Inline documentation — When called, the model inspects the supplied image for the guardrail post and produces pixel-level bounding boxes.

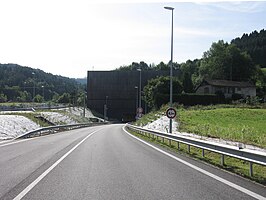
[188,145,190,153]
[249,162,253,177]
[162,137,164,143]
[221,154,225,166]
[126,125,266,169]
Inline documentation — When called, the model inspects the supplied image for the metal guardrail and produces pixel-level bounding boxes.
[16,122,107,139]
[126,124,266,177]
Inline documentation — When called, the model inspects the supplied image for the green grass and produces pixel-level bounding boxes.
[128,128,266,185]
[178,108,266,148]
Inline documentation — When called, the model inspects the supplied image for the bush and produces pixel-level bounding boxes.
[175,93,224,106]
[154,93,224,107]
[232,93,243,101]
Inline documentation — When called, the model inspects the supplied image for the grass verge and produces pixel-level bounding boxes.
[127,128,266,186]
[178,107,266,148]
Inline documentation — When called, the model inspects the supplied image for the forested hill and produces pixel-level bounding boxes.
[0,63,82,102]
[231,29,266,68]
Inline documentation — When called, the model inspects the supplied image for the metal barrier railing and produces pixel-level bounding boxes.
[16,122,107,139]
[126,124,266,177]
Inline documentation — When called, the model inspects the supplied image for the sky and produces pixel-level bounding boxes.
[0,0,265,78]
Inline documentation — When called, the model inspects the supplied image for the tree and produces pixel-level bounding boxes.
[33,94,44,103]
[0,93,7,103]
[155,62,168,70]
[57,93,71,104]
[180,59,200,88]
[182,72,194,93]
[0,63,81,102]
[199,40,257,82]
[231,29,266,67]
[143,76,183,109]
[115,61,150,71]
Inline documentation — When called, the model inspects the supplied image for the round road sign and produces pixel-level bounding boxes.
[166,107,176,119]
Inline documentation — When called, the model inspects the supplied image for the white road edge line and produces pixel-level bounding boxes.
[13,128,103,200]
[123,126,266,200]
[0,138,36,148]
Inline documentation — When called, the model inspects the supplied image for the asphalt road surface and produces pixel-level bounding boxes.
[0,124,265,200]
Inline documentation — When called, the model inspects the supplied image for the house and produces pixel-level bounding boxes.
[195,79,256,98]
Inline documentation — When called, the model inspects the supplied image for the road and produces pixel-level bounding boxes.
[0,124,265,200]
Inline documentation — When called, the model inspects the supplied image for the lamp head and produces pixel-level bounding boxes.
[164,6,174,10]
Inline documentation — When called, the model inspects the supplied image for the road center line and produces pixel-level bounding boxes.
[123,126,266,200]
[13,128,103,200]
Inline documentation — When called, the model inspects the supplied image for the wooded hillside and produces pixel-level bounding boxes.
[232,29,266,68]
[0,64,82,102]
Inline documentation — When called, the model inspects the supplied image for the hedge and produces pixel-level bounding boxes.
[154,93,225,107]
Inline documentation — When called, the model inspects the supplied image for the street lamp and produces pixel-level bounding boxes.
[104,95,108,121]
[164,6,174,133]
[137,68,142,111]
[134,86,138,116]
[41,86,45,101]
[32,72,35,102]
[105,95,108,120]
[83,91,87,118]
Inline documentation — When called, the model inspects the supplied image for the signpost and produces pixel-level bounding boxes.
[166,107,176,119]
[136,107,143,119]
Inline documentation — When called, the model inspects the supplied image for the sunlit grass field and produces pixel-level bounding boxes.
[178,108,266,148]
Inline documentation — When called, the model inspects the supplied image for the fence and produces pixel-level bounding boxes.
[126,124,266,177]
[16,122,106,139]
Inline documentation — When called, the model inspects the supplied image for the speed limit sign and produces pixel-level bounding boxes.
[166,107,176,119]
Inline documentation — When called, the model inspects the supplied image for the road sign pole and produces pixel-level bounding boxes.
[166,107,176,133]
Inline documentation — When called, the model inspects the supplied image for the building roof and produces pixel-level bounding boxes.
[202,79,256,88]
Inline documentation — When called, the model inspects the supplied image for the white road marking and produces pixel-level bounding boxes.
[13,128,103,200]
[123,126,266,200]
[0,138,36,147]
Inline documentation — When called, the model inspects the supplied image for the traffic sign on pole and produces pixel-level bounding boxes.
[137,107,143,114]
[166,107,176,119]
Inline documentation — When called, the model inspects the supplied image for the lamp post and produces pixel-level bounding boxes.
[105,95,108,120]
[83,91,87,118]
[41,86,44,101]
[137,68,142,114]
[104,96,108,121]
[164,6,174,133]
[32,72,35,102]
[134,86,138,117]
